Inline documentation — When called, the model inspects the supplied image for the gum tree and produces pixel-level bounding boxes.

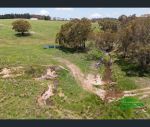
[12,20,31,35]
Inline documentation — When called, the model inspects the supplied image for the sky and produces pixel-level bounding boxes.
[0,8,150,19]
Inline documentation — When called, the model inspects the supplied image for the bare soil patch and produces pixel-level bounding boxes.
[36,66,62,106]
[86,74,105,86]
[0,66,24,78]
[37,84,54,106]
[35,66,59,80]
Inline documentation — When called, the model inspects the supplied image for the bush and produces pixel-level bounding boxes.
[112,64,137,91]
[99,64,105,76]
[86,48,104,60]
[101,101,134,119]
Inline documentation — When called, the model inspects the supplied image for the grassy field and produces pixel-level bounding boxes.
[0,19,149,119]
[0,19,99,119]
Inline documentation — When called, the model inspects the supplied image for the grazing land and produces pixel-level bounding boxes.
[0,19,150,119]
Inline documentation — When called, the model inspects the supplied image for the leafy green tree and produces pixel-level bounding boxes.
[92,19,120,53]
[12,20,31,35]
[118,15,128,24]
[129,17,150,69]
[56,18,92,50]
[94,31,119,53]
[98,19,120,32]
[119,17,150,70]
[118,23,133,58]
[118,14,136,26]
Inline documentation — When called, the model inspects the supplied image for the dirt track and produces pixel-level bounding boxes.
[53,57,150,101]
[53,57,106,100]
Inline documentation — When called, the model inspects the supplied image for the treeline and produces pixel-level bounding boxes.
[0,13,51,20]
[90,14,150,72]
[56,14,150,72]
[91,17,118,22]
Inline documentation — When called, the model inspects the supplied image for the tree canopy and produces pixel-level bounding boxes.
[55,18,92,50]
[12,20,31,35]
[89,15,150,72]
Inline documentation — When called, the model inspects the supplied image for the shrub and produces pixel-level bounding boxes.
[86,48,104,60]
[112,64,137,91]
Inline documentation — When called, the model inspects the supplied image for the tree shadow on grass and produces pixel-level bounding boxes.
[58,46,88,54]
[116,57,150,77]
[15,33,31,37]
